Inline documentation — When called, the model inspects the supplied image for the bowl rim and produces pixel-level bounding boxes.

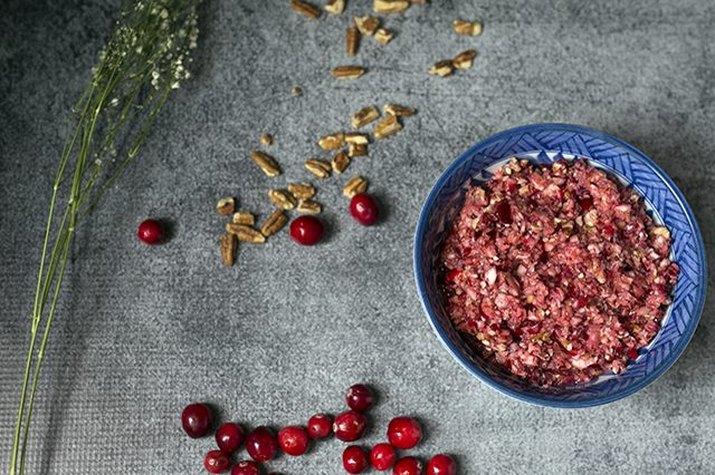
[413,122,707,408]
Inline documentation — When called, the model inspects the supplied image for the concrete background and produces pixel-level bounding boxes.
[1,0,714,473]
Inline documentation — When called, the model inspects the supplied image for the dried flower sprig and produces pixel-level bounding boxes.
[9,1,200,473]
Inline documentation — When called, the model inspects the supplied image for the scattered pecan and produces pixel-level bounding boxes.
[374,115,402,139]
[291,86,303,96]
[354,16,380,35]
[250,151,282,177]
[305,159,332,179]
[429,60,454,77]
[225,223,266,243]
[331,65,367,80]
[344,132,369,144]
[288,182,316,200]
[346,26,360,56]
[269,189,297,210]
[453,49,477,69]
[260,133,273,146]
[343,176,369,198]
[232,211,255,226]
[384,103,416,117]
[260,209,289,237]
[374,28,394,45]
[374,0,410,13]
[348,142,368,157]
[296,200,323,214]
[220,234,237,266]
[318,132,346,150]
[291,0,321,19]
[332,150,351,173]
[351,106,380,129]
[453,19,483,36]
[325,0,345,14]
[216,197,235,216]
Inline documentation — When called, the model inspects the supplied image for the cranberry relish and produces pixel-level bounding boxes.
[440,158,679,387]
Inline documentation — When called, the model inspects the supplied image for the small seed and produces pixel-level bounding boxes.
[261,209,288,237]
[250,151,281,176]
[384,103,416,117]
[296,200,323,214]
[220,234,237,267]
[346,26,360,56]
[260,133,273,146]
[374,115,402,139]
[318,132,345,150]
[291,0,321,19]
[374,0,410,13]
[216,197,235,216]
[348,142,368,157]
[331,65,367,80]
[325,0,345,14]
[269,189,297,210]
[288,182,316,200]
[344,132,369,144]
[354,16,380,35]
[305,159,332,179]
[291,86,303,96]
[374,28,394,45]
[343,176,369,198]
[429,60,454,77]
[332,150,351,173]
[352,106,380,129]
[453,19,483,36]
[453,49,477,69]
[232,211,255,226]
[225,223,266,243]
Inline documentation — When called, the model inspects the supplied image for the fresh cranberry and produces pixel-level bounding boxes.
[445,269,461,283]
[346,384,374,412]
[393,457,424,475]
[216,422,245,454]
[370,443,396,471]
[231,460,262,475]
[387,417,422,450]
[278,425,310,456]
[204,449,231,474]
[349,193,380,226]
[495,201,512,224]
[627,348,639,361]
[307,414,333,439]
[426,454,457,475]
[343,445,369,474]
[290,216,324,245]
[333,410,367,442]
[246,426,279,462]
[137,219,164,245]
[578,196,594,211]
[181,403,213,438]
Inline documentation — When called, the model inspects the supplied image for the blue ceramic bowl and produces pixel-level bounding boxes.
[414,123,707,408]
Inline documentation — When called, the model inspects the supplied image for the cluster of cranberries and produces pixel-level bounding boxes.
[182,384,456,474]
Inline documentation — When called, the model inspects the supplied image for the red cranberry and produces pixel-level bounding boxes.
[627,348,639,361]
[333,410,368,442]
[181,403,213,438]
[387,417,422,450]
[426,454,457,475]
[231,461,262,475]
[445,269,461,283]
[495,201,512,224]
[246,426,279,462]
[307,414,333,439]
[343,445,369,474]
[345,384,374,412]
[204,449,231,474]
[349,193,380,226]
[137,219,164,245]
[216,422,245,454]
[278,425,310,456]
[393,457,424,475]
[290,216,324,245]
[578,196,594,211]
[370,443,396,471]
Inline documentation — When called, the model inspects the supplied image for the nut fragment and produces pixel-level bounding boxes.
[453,19,483,36]
[354,16,380,35]
[384,103,416,117]
[344,132,369,144]
[318,132,346,150]
[343,176,369,198]
[374,28,394,45]
[260,133,273,146]
[260,209,288,237]
[331,65,367,80]
[374,115,402,139]
[453,49,477,69]
[216,197,235,216]
[232,211,255,226]
[305,159,332,179]
[348,142,368,157]
[351,106,380,129]
[429,60,454,77]
[332,150,351,173]
[250,151,282,177]
[374,0,410,13]
[346,26,360,56]
[220,234,237,267]
[225,223,266,243]
[288,182,316,200]
[268,189,297,210]
[291,86,303,96]
[291,0,321,19]
[296,200,323,214]
[325,0,345,14]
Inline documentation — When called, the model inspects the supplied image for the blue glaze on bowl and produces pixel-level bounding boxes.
[413,123,707,408]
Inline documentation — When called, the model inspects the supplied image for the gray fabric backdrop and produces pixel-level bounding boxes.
[1,0,714,473]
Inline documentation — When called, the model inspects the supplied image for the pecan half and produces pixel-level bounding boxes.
[225,223,266,243]
[351,106,380,129]
[332,150,351,173]
[269,189,297,210]
[331,65,367,80]
[232,211,255,226]
[374,0,410,13]
[305,159,332,178]
[216,197,235,216]
[453,49,477,69]
[343,176,368,198]
[261,209,288,237]
[348,142,368,157]
[291,0,321,19]
[384,103,416,117]
[346,26,360,56]
[344,132,369,144]
[374,115,402,139]
[318,132,345,150]
[354,16,380,35]
[288,182,316,200]
[428,60,454,77]
[296,200,323,214]
[220,234,237,266]
[250,151,281,176]
[453,19,483,36]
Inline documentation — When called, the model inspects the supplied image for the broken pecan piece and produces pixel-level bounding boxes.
[374,0,410,13]
[288,182,316,200]
[429,60,454,77]
[225,223,266,243]
[232,211,255,226]
[343,176,369,198]
[348,142,368,157]
[250,151,281,177]
[220,234,237,266]
[296,200,323,214]
[351,106,380,129]
[332,150,351,173]
[453,19,483,36]
[216,197,235,216]
[331,65,367,80]
[305,159,332,179]
[269,189,297,210]
[318,132,346,150]
[374,115,402,139]
[291,0,321,19]
[261,209,289,237]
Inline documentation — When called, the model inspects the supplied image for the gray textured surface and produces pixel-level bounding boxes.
[1,0,714,473]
